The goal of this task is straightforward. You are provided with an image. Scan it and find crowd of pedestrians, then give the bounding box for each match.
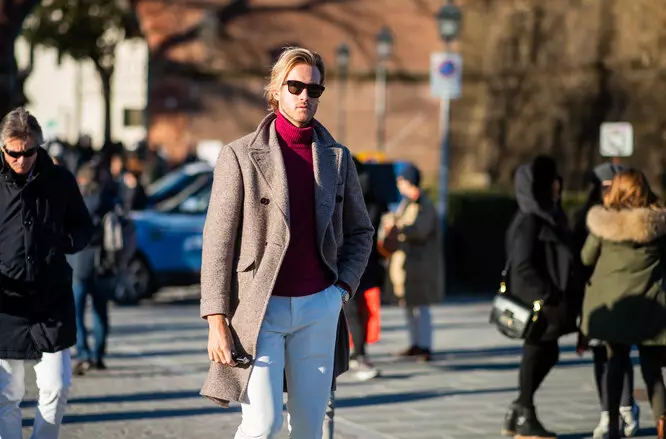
[499,156,666,439]
[1,45,666,439]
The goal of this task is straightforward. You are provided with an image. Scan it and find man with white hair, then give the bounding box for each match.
[0,107,93,439]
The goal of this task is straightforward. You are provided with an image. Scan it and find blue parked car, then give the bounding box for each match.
[144,161,213,210]
[120,159,406,304]
[123,185,211,304]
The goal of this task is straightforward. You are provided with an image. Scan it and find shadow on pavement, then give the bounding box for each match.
[22,387,516,425]
[111,323,205,336]
[22,406,235,426]
[21,390,202,408]
[430,357,594,372]
[371,344,579,362]
[106,348,204,358]
[336,387,517,408]
[558,426,656,439]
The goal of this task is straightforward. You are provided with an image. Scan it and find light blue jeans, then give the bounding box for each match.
[235,285,342,439]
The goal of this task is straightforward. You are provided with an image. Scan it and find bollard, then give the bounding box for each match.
[323,391,335,439]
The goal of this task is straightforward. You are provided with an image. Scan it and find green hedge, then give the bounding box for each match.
[445,191,586,293]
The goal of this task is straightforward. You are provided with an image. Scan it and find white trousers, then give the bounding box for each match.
[235,286,342,439]
[0,350,72,439]
[405,306,432,349]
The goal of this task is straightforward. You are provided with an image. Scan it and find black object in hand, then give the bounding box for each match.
[231,351,253,367]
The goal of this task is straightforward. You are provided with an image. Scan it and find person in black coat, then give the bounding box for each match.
[67,162,117,375]
[0,108,93,438]
[501,156,577,439]
[343,158,388,381]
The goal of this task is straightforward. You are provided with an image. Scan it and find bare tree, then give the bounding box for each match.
[0,0,39,118]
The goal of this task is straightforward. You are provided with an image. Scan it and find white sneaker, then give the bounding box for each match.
[620,403,640,437]
[349,356,380,382]
[593,411,609,439]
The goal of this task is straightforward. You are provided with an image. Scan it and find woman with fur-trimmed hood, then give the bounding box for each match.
[581,169,666,439]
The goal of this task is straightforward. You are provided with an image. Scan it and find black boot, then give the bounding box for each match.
[501,403,519,436]
[514,406,557,439]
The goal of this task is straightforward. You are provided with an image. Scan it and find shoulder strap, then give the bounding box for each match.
[501,255,511,278]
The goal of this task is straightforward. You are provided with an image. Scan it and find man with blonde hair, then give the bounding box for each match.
[199,47,374,438]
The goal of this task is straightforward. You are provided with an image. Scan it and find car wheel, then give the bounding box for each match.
[114,256,155,306]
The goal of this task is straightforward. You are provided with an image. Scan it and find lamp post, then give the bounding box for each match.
[375,26,393,151]
[336,43,350,145]
[436,0,462,241]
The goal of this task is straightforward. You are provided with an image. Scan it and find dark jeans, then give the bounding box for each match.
[593,345,634,410]
[73,278,109,363]
[516,339,560,408]
[606,343,666,436]
[343,291,368,358]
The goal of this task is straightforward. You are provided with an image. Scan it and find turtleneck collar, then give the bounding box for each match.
[275,110,314,148]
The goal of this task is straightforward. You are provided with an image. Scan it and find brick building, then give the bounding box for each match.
[133,0,666,190]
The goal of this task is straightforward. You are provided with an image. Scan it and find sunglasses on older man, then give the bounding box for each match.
[2,145,39,159]
[283,80,325,99]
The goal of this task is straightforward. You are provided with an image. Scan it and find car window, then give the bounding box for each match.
[178,188,211,215]
[145,163,212,202]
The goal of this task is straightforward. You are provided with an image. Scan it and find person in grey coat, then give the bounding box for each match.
[199,47,374,439]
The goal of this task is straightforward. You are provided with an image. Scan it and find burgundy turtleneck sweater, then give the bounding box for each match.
[272,111,330,297]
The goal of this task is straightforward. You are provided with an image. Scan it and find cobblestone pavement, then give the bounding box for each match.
[19,288,658,438]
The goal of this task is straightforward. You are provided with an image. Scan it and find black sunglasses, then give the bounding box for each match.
[2,145,38,159]
[283,80,325,99]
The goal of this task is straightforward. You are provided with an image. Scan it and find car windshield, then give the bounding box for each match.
[176,187,212,215]
[146,163,212,203]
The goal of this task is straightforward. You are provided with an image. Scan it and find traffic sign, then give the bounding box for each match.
[600,122,633,157]
[430,52,462,100]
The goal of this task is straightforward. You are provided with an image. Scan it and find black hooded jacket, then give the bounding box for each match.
[505,159,577,340]
[0,149,94,359]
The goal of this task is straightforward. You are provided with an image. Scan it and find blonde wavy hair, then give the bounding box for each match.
[603,168,660,209]
[264,47,326,112]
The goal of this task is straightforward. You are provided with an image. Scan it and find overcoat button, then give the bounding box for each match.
[335,195,343,203]
[260,198,270,205]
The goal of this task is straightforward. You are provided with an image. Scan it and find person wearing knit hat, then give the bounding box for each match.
[380,163,443,362]
[398,163,421,188]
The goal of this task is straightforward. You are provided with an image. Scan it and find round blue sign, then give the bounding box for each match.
[439,60,456,77]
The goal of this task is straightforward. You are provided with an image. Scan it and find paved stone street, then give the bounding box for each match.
[19,288,658,438]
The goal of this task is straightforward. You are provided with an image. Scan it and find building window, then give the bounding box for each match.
[123,109,144,127]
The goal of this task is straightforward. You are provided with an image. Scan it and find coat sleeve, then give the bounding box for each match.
[580,234,602,267]
[398,200,437,243]
[62,171,94,254]
[510,215,554,304]
[336,149,375,294]
[200,146,243,319]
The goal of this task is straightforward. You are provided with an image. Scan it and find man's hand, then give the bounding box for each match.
[207,315,236,367]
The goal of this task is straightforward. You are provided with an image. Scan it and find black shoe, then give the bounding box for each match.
[395,345,420,357]
[415,347,432,362]
[514,407,557,439]
[93,360,107,370]
[73,360,92,376]
[501,403,519,436]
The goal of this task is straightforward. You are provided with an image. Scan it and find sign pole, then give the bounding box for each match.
[438,70,451,242]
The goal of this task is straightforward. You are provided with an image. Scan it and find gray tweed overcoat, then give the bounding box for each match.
[199,113,374,407]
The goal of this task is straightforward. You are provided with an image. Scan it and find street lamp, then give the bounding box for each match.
[437,0,463,43]
[375,26,393,151]
[336,43,350,145]
[435,0,462,261]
